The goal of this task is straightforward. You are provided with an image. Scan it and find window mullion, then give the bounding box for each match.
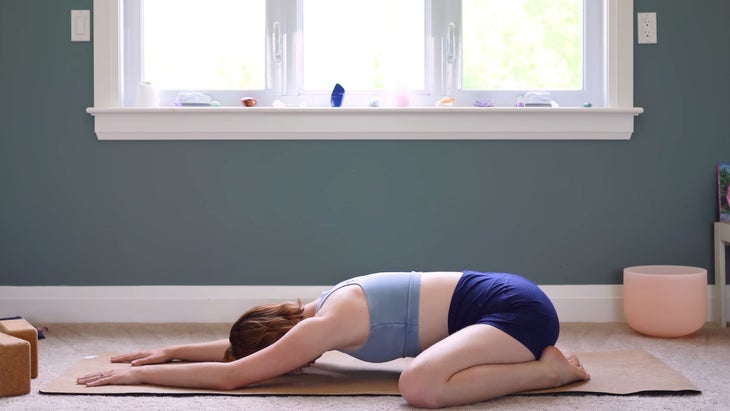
[266,1,282,96]
[266,0,299,99]
[123,0,143,107]
[430,0,445,97]
[431,0,461,98]
[584,0,604,106]
[284,1,299,97]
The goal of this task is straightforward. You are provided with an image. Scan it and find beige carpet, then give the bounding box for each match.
[1,322,728,410]
[40,349,697,396]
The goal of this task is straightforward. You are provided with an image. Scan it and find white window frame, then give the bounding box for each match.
[87,0,643,141]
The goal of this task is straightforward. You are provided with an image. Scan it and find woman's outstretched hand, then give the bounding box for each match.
[76,368,140,386]
[75,351,167,386]
[111,349,172,366]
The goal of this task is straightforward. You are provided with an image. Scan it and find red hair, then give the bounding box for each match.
[223,301,304,362]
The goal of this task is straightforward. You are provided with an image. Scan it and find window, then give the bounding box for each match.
[89,0,642,140]
[302,0,425,92]
[462,1,585,91]
[460,0,602,107]
[125,0,595,107]
[140,0,266,90]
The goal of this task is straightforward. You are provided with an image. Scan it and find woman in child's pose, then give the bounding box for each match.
[78,271,589,408]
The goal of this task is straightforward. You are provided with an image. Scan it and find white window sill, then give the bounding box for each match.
[86,106,644,141]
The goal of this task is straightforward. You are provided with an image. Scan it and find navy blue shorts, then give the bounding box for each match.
[447,271,559,359]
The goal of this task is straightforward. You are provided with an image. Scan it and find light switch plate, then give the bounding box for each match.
[71,10,91,42]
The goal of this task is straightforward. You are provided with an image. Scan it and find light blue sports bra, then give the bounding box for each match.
[316,272,421,363]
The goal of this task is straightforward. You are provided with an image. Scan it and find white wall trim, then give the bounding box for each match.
[86,107,643,141]
[1,285,726,324]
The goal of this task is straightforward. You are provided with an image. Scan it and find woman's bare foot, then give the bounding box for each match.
[540,346,591,387]
[564,351,583,368]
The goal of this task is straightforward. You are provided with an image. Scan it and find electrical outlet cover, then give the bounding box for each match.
[637,12,657,44]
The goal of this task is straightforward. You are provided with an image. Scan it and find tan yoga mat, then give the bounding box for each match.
[41,349,699,396]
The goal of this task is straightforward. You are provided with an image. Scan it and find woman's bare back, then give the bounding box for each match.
[417,271,462,350]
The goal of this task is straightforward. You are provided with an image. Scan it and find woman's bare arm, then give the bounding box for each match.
[111,338,230,366]
[80,291,366,390]
[79,313,357,390]
[78,360,238,390]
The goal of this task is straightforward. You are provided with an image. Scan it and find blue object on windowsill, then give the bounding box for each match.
[330,83,345,107]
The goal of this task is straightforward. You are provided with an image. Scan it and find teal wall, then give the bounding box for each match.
[2,1,729,286]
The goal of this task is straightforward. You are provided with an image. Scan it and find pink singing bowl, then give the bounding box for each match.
[623,265,707,337]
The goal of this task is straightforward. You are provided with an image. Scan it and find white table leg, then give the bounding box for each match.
[713,223,728,327]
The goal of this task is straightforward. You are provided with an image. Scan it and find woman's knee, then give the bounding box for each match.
[398,364,445,409]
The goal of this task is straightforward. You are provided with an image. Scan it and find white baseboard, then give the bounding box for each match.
[0,285,726,324]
